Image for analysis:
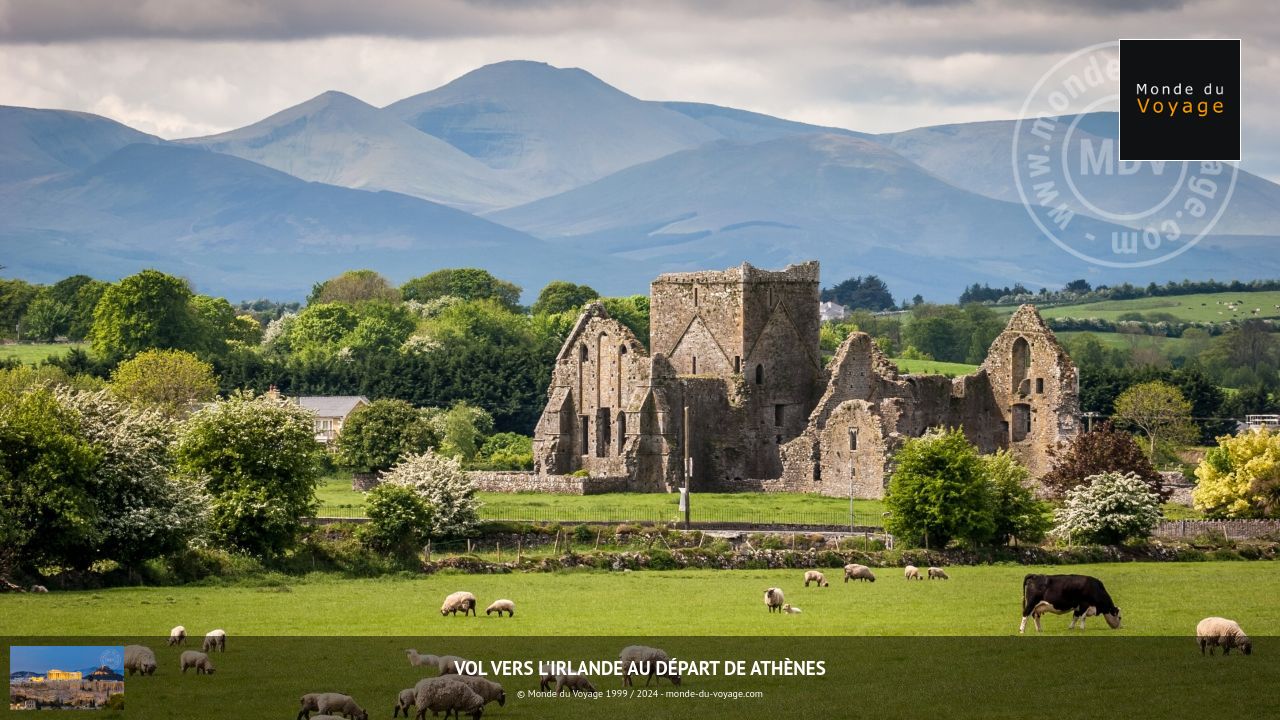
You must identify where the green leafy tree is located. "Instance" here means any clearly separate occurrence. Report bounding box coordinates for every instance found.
[532,281,600,315]
[21,293,72,341]
[401,268,522,311]
[360,483,433,558]
[378,451,480,538]
[474,432,534,470]
[109,349,218,417]
[309,269,400,305]
[1041,422,1164,498]
[0,278,38,341]
[1053,471,1161,544]
[174,391,321,557]
[341,303,416,357]
[286,303,358,354]
[335,399,438,473]
[90,270,197,359]
[983,450,1051,544]
[1193,429,1280,518]
[429,402,494,463]
[600,295,651,348]
[820,275,895,311]
[1114,381,1198,458]
[0,386,101,572]
[884,429,995,547]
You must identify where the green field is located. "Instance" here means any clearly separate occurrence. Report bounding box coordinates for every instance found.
[1009,291,1280,323]
[317,476,887,525]
[5,564,1273,719]
[889,357,979,376]
[1057,330,1193,354]
[2,562,1273,636]
[0,341,85,364]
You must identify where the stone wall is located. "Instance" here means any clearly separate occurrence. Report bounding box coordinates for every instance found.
[1154,519,1280,540]
[466,471,630,495]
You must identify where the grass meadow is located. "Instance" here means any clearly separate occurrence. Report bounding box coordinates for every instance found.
[0,341,84,364]
[1020,291,1280,323]
[3,563,1276,719]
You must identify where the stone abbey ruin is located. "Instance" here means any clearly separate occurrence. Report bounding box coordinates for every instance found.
[531,262,1079,498]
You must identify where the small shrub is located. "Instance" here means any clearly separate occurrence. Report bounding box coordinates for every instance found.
[1053,471,1162,545]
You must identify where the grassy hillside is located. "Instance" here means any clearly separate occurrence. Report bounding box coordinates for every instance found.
[0,341,85,364]
[1004,291,1280,323]
[890,357,979,376]
[1056,331,1193,353]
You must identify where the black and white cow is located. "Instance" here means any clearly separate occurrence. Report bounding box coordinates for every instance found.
[1020,574,1121,633]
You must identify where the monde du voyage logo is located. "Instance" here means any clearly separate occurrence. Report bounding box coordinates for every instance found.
[1013,40,1240,269]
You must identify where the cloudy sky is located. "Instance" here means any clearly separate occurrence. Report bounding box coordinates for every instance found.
[2,0,1276,177]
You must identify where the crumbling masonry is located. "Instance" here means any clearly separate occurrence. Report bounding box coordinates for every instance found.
[532,262,1079,497]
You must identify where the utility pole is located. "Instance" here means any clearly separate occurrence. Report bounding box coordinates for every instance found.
[681,403,691,530]
[848,428,857,533]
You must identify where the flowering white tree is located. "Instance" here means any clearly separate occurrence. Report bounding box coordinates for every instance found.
[1053,471,1162,545]
[58,388,208,566]
[380,451,481,538]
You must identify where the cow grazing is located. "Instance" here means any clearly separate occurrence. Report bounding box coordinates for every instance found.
[1020,574,1121,634]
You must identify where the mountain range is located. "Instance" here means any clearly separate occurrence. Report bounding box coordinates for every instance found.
[2,59,1277,301]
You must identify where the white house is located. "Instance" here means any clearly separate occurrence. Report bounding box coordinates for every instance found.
[294,395,369,443]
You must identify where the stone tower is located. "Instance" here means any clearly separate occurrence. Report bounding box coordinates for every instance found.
[650,262,824,479]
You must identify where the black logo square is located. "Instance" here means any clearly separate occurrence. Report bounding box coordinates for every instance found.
[1120,39,1240,161]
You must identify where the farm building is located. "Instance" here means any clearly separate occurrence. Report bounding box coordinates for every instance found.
[531,261,1079,498]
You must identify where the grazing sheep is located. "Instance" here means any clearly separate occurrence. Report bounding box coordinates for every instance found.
[843,564,876,583]
[485,599,515,617]
[803,571,828,587]
[413,678,486,720]
[437,655,475,675]
[203,629,226,653]
[1196,617,1253,656]
[179,650,215,675]
[764,587,785,613]
[123,645,157,676]
[555,674,597,696]
[441,591,478,617]
[406,649,441,668]
[928,567,950,580]
[30,585,48,593]
[539,672,556,691]
[393,688,417,718]
[782,604,802,614]
[904,565,923,581]
[168,625,187,646]
[619,645,682,687]
[298,692,369,720]
[448,675,506,707]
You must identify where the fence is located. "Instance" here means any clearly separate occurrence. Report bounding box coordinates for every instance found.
[1154,519,1280,540]
[311,504,886,530]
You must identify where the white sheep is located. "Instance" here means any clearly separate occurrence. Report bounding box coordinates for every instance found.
[782,604,802,614]
[764,587,785,613]
[413,678,486,720]
[1196,617,1253,656]
[406,649,441,668]
[904,565,923,581]
[393,688,417,718]
[539,672,556,691]
[203,629,226,653]
[447,675,506,707]
[437,655,476,676]
[619,645,682,687]
[30,585,48,593]
[803,571,828,587]
[843,564,876,583]
[441,591,478,617]
[297,692,369,720]
[928,567,950,580]
[555,674,597,696]
[485,599,515,617]
[123,645,157,676]
[179,650,215,675]
[168,625,187,646]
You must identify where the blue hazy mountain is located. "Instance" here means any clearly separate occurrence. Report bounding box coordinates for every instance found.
[384,61,721,199]
[0,142,615,299]
[491,132,1280,299]
[181,90,531,212]
[876,112,1280,236]
[0,105,160,184]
